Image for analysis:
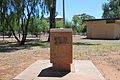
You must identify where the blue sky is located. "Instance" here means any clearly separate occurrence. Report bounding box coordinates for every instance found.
[56,0,108,21]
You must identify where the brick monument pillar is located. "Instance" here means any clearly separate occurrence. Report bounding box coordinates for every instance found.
[50,28,72,71]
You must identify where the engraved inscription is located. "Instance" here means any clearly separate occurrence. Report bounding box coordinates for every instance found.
[54,36,69,45]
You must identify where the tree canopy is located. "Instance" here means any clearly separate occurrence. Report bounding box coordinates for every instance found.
[0,0,47,44]
[72,13,95,34]
[102,0,120,18]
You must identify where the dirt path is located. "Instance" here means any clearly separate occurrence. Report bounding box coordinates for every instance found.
[94,60,120,80]
[0,46,50,80]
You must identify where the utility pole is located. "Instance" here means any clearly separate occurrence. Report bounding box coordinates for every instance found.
[63,0,65,28]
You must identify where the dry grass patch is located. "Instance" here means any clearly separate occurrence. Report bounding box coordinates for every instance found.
[73,39,120,59]
[0,38,120,80]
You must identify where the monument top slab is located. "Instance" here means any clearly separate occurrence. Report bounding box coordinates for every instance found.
[50,28,72,32]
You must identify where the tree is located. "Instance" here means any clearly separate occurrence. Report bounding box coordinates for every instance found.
[72,15,81,28]
[29,18,49,37]
[56,20,63,28]
[65,21,72,28]
[44,0,56,41]
[0,0,43,45]
[72,13,95,34]
[102,3,111,18]
[102,0,120,18]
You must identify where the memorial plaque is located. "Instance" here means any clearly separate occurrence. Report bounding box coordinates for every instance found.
[50,28,72,71]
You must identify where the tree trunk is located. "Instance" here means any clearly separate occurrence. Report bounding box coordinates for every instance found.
[8,31,12,38]
[47,0,56,42]
[9,24,20,43]
[20,26,27,45]
[20,14,30,45]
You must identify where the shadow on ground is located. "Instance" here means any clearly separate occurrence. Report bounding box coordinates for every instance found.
[73,42,100,46]
[38,67,70,77]
[26,39,50,48]
[0,39,50,52]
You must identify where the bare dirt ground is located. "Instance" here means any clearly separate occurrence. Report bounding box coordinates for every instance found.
[0,35,120,80]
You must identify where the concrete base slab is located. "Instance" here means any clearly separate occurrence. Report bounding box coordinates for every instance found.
[13,60,105,80]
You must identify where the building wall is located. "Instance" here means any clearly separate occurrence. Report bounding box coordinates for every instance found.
[86,20,120,39]
[114,24,120,39]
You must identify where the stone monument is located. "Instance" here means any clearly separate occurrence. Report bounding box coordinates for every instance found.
[13,28,105,80]
[50,28,72,71]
